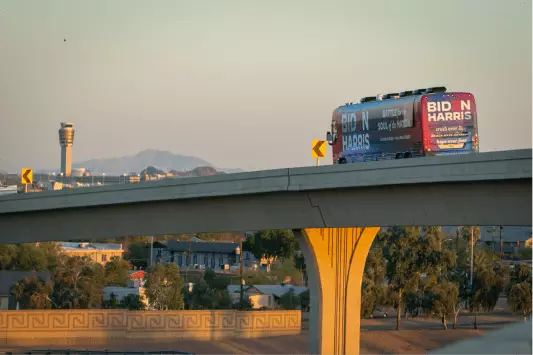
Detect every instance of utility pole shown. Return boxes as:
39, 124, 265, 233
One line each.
239, 238, 244, 305
149, 236, 154, 269
186, 236, 192, 283
470, 227, 474, 292
499, 226, 503, 259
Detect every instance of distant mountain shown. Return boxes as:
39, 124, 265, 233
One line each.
58, 149, 245, 175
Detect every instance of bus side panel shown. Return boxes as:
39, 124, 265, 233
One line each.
335, 96, 423, 163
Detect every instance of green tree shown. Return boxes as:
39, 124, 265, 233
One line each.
270, 259, 305, 286
104, 258, 132, 286
122, 294, 146, 310
383, 226, 447, 330
243, 230, 297, 271
15, 244, 48, 271
469, 249, 507, 329
459, 226, 481, 243
51, 255, 105, 309
38, 242, 62, 271
300, 289, 310, 312
145, 263, 185, 310
127, 242, 151, 268
11, 276, 53, 309
510, 264, 532, 284
383, 227, 425, 330
428, 280, 460, 330
0, 245, 17, 270
279, 290, 300, 310
361, 240, 387, 318
508, 282, 532, 321
203, 268, 230, 290
518, 247, 532, 260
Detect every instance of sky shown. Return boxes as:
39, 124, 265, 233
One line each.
0, 0, 531, 172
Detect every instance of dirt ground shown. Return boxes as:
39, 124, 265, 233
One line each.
0, 311, 522, 354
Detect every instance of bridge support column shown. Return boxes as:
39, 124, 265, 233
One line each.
293, 227, 380, 355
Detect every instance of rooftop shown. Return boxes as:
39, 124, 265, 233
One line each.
60, 242, 123, 251
158, 240, 239, 254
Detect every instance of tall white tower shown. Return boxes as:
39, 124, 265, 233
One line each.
58, 122, 75, 176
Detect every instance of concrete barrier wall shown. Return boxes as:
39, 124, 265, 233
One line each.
0, 309, 301, 344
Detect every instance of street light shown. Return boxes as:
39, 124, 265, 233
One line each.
235, 243, 244, 306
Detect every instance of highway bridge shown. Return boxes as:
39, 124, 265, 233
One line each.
0, 148, 531, 355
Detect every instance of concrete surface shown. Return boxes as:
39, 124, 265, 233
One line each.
0, 149, 530, 243
430, 320, 532, 355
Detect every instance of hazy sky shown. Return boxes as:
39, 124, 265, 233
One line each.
0, 0, 531, 172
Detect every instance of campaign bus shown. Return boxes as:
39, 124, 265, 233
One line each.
326, 86, 479, 164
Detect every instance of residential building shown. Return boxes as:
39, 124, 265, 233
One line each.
60, 242, 124, 264
0, 271, 52, 310
227, 284, 308, 309
152, 239, 258, 272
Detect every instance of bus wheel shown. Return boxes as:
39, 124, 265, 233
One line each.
404, 152, 412, 158
395, 153, 402, 159
338, 157, 347, 164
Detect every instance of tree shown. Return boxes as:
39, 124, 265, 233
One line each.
122, 294, 146, 310
469, 250, 507, 329
104, 258, 131, 286
293, 251, 307, 286
0, 245, 17, 270
243, 230, 297, 271
270, 259, 305, 286
361, 240, 387, 318
51, 255, 105, 309
460, 226, 481, 244
300, 289, 310, 312
127, 242, 151, 268
11, 276, 53, 309
428, 280, 460, 330
145, 263, 185, 310
382, 227, 427, 330
279, 290, 300, 310
14, 244, 48, 271
183, 272, 234, 310
38, 242, 62, 271
508, 282, 532, 321
510, 264, 532, 285
518, 248, 532, 261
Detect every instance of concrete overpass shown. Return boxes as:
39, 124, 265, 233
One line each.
0, 149, 531, 355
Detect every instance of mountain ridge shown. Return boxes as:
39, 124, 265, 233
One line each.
38, 149, 244, 175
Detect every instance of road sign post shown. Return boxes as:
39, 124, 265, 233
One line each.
21, 168, 33, 193
312, 140, 326, 166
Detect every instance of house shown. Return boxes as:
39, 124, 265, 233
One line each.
60, 242, 124, 264
128, 269, 146, 288
227, 284, 308, 309
476, 226, 532, 257
152, 239, 258, 272
0, 271, 52, 310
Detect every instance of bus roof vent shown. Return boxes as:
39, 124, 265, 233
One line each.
400, 90, 414, 97
360, 96, 377, 103
424, 86, 447, 94
382, 93, 400, 100
412, 88, 426, 95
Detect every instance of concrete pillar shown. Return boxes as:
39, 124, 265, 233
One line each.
294, 227, 380, 355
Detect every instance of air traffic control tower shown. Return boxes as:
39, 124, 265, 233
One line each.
58, 122, 75, 176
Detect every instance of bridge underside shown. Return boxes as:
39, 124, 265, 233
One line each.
0, 179, 530, 244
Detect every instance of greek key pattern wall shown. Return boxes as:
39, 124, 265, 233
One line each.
0, 310, 301, 339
